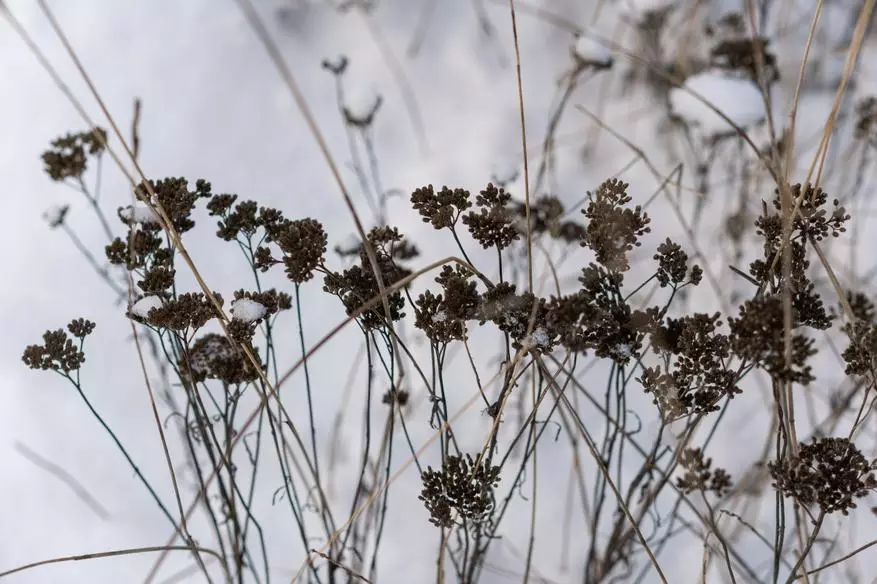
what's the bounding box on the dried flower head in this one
[419,453,501,528]
[41,128,108,181]
[323,227,413,329]
[462,183,520,250]
[22,320,94,373]
[654,238,701,287]
[133,177,212,234]
[581,179,651,272]
[411,185,472,229]
[265,218,327,283]
[182,333,262,385]
[676,448,732,496]
[769,437,877,515]
[640,312,739,419]
[710,37,779,84]
[729,294,816,384]
[854,96,877,146]
[133,292,223,335]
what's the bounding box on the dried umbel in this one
[462,183,520,250]
[414,265,481,343]
[509,195,586,243]
[729,294,817,385]
[411,184,472,230]
[129,292,223,336]
[41,128,108,181]
[709,37,779,84]
[769,437,877,515]
[640,312,739,419]
[854,96,877,146]
[581,179,651,273]
[181,333,262,385]
[419,454,501,528]
[22,319,96,373]
[323,226,413,329]
[654,238,702,288]
[133,177,213,234]
[676,448,732,497]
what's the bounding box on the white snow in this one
[530,327,550,347]
[432,310,448,323]
[572,34,613,69]
[343,84,382,123]
[130,295,163,318]
[120,202,161,225]
[231,297,267,322]
[42,204,69,227]
[669,70,766,136]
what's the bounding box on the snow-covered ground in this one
[2,0,876,582]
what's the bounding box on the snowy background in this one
[2,0,877,582]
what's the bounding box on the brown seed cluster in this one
[581,179,651,273]
[769,437,877,515]
[709,37,779,84]
[640,312,739,419]
[323,226,414,329]
[22,319,96,373]
[42,128,108,181]
[181,333,263,385]
[419,453,501,528]
[676,448,732,497]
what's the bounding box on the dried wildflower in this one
[769,437,877,515]
[41,128,107,181]
[67,318,96,340]
[215,200,259,241]
[842,321,877,376]
[137,292,222,334]
[654,238,700,287]
[477,283,545,347]
[232,289,291,317]
[581,179,651,272]
[510,195,566,238]
[415,266,480,343]
[414,290,457,342]
[676,448,732,496]
[253,246,276,272]
[265,218,327,283]
[321,55,349,76]
[640,312,739,418]
[138,266,176,295]
[854,96,877,146]
[710,37,779,84]
[182,333,262,385]
[462,183,520,250]
[206,193,238,217]
[774,183,850,242]
[132,177,212,234]
[23,323,91,373]
[845,291,877,326]
[105,229,165,270]
[419,454,501,528]
[323,227,413,329]
[381,388,409,406]
[411,185,471,229]
[729,294,816,384]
